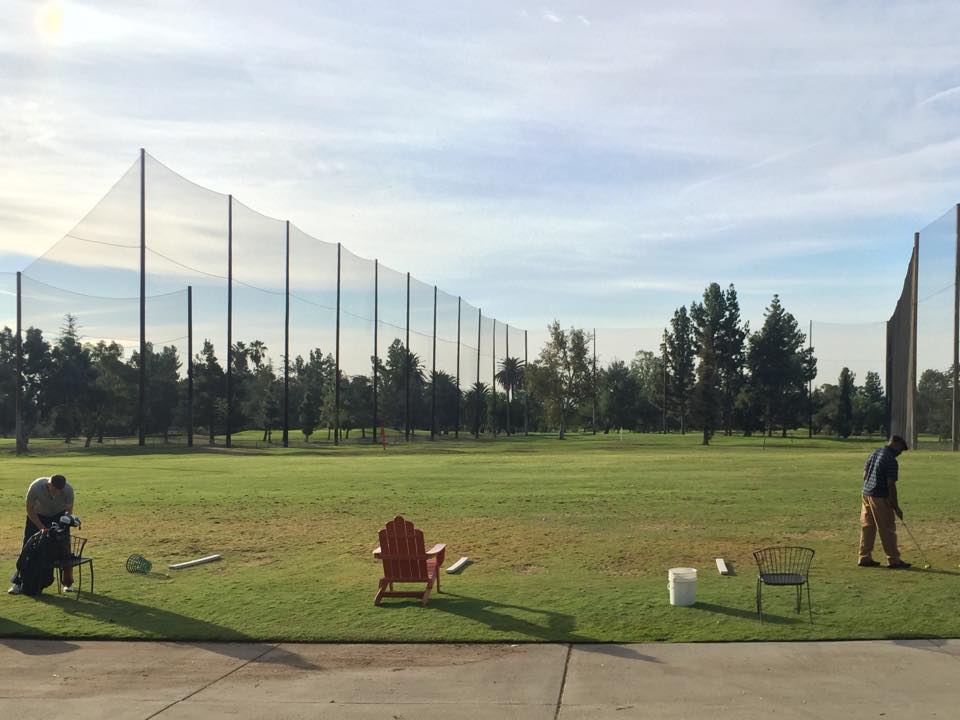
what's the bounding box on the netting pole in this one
[592,328,597,435]
[226,194,233,449]
[405,272,410,441]
[455,296,461,439]
[138,148,146,447]
[475,307,481,439]
[808,320,813,439]
[953,205,959,451]
[334,242,341,446]
[505,326,511,436]
[283,221,290,448]
[187,285,193,448]
[372,259,379,442]
[15,271,24,455]
[492,319,497,438]
[431,285,437,440]
[662,329,668,433]
[523,329,529,436]
[911,232,919,449]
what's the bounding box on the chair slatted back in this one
[378,516,428,582]
[71,536,87,559]
[753,546,814,582]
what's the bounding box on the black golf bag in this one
[16,524,70,596]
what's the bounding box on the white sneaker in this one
[7,584,22,595]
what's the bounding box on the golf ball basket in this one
[125,554,152,574]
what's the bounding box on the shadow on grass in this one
[380,591,655,660]
[691,601,809,625]
[38,592,251,641]
[0,617,82,655]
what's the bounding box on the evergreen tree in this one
[746,295,816,436]
[691,325,721,445]
[836,367,855,438]
[717,285,748,435]
[47,315,96,443]
[664,306,695,433]
[194,340,225,445]
[861,370,886,437]
[299,389,319,442]
[690,284,726,443]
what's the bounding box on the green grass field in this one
[1,433,958,643]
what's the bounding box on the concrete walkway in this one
[1,639,958,718]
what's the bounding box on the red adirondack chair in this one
[372,516,446,606]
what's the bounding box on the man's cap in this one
[50,474,67,489]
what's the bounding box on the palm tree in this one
[248,340,268,371]
[463,381,489,436]
[495,357,524,435]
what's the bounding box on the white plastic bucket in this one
[668,567,697,606]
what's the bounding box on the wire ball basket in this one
[125,553,153,574]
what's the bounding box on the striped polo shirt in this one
[862,447,899,498]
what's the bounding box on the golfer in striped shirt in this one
[858,436,910,569]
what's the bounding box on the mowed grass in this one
[1,432,958,643]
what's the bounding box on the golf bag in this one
[16,524,70,596]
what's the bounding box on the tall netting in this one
[407,276,433,437]
[287,225,337,442]
[145,153,229,360]
[507,324,528,435]
[479,314,495,435]
[435,289,461,436]
[809,321,886,389]
[0,272,15,332]
[230,199,287,446]
[7,151,528,447]
[376,264,407,437]
[492,318,508,434]
[339,246,376,440]
[887,246,917,446]
[25,159,142,297]
[459,300,481,436]
[1,273,18,441]
[916,210,959,447]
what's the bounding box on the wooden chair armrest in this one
[372,546,382,559]
[426,543,446,557]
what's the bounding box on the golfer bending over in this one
[8,474,76,595]
[858,436,910,569]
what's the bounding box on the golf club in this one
[900,517,932,568]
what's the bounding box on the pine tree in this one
[664,306,695,433]
[747,295,816,436]
[837,367,855,438]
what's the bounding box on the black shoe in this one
[858,559,880,567]
[888,561,912,569]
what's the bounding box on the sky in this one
[2,0,960,354]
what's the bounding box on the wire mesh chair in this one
[753,546,814,623]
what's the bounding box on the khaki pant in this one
[859,495,901,563]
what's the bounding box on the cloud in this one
[541,8,562,23]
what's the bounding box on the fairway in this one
[1,434,958,643]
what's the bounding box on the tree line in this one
[0,283,954,446]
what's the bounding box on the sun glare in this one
[36,1,65,43]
